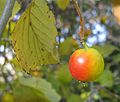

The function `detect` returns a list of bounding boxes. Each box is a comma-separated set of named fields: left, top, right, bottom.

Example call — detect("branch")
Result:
left=72, top=0, right=85, bottom=41
left=86, top=83, right=96, bottom=102
left=0, top=0, right=15, bottom=37
left=103, top=88, right=120, bottom=100
left=95, top=85, right=120, bottom=100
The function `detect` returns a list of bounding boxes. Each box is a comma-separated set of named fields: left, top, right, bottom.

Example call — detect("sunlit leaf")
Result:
left=12, top=1, right=20, bottom=17
left=19, top=77, right=61, bottom=102
left=11, top=0, right=59, bottom=72
left=56, top=0, right=70, bottom=10
left=11, top=58, right=22, bottom=71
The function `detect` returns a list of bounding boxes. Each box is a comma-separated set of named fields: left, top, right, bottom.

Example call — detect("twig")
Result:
left=86, top=83, right=95, bottom=102
left=72, top=0, right=85, bottom=41
left=0, top=0, right=15, bottom=37
left=95, top=85, right=120, bottom=100
left=0, top=38, right=11, bottom=42
left=103, top=88, right=120, bottom=100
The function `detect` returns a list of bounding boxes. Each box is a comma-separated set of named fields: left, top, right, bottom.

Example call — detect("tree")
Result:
left=0, top=0, right=120, bottom=102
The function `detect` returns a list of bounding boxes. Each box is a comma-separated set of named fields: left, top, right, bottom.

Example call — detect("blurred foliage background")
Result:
left=0, top=0, right=120, bottom=102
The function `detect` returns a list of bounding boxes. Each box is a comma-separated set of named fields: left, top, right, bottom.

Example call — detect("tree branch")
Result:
left=0, top=0, right=15, bottom=37
left=72, top=0, right=85, bottom=41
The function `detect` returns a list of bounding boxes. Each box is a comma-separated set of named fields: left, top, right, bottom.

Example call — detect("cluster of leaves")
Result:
left=0, top=0, right=120, bottom=102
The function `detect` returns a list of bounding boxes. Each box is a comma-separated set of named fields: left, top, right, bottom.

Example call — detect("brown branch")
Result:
left=72, top=0, right=85, bottom=41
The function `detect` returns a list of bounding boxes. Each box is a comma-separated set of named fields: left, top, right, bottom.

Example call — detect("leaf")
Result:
left=11, top=57, right=22, bottom=71
left=12, top=1, right=20, bottom=17
left=93, top=44, right=119, bottom=58
left=59, top=37, right=79, bottom=56
left=13, top=84, right=50, bottom=102
left=56, top=0, right=70, bottom=10
left=0, top=0, right=6, bottom=16
left=96, top=70, right=114, bottom=87
left=19, top=77, right=61, bottom=102
left=112, top=54, right=120, bottom=64
left=11, top=0, right=59, bottom=72
left=112, top=0, right=120, bottom=24
left=46, top=74, right=61, bottom=92
left=55, top=64, right=72, bottom=85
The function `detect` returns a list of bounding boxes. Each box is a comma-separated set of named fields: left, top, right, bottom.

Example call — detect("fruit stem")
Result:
left=72, top=0, right=85, bottom=42
left=82, top=41, right=89, bottom=49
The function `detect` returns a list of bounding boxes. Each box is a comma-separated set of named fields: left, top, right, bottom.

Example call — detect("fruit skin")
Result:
left=68, top=48, right=104, bottom=82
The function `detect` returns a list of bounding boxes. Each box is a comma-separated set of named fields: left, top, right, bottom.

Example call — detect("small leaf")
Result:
left=59, top=37, right=79, bottom=56
left=96, top=69, right=114, bottom=87
left=93, top=44, right=119, bottom=58
left=56, top=0, right=70, bottom=10
left=12, top=1, right=20, bottom=17
left=11, top=0, right=59, bottom=72
left=19, top=77, right=61, bottom=102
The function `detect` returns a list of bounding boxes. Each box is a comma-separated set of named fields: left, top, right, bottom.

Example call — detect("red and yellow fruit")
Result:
left=68, top=44, right=104, bottom=82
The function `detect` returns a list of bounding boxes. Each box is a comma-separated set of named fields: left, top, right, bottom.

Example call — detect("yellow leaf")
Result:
left=57, top=0, right=70, bottom=10
left=112, top=0, right=120, bottom=23
left=11, top=0, right=59, bottom=72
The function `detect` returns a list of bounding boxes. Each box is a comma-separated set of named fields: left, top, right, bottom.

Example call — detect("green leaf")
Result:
left=59, top=37, right=79, bottom=56
left=0, top=0, right=20, bottom=20
left=11, top=0, right=59, bottom=72
left=56, top=0, right=70, bottom=10
left=12, top=1, right=20, bottom=17
left=11, top=57, right=22, bottom=71
left=93, top=44, right=119, bottom=58
left=112, top=54, right=120, bottom=64
left=13, top=84, right=50, bottom=102
left=55, top=64, right=72, bottom=85
left=19, top=77, right=61, bottom=102
left=96, top=69, right=114, bottom=87
left=0, top=0, right=6, bottom=16
left=46, top=74, right=61, bottom=92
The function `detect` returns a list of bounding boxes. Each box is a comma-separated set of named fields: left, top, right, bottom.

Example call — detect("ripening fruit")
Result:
left=68, top=47, right=104, bottom=82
